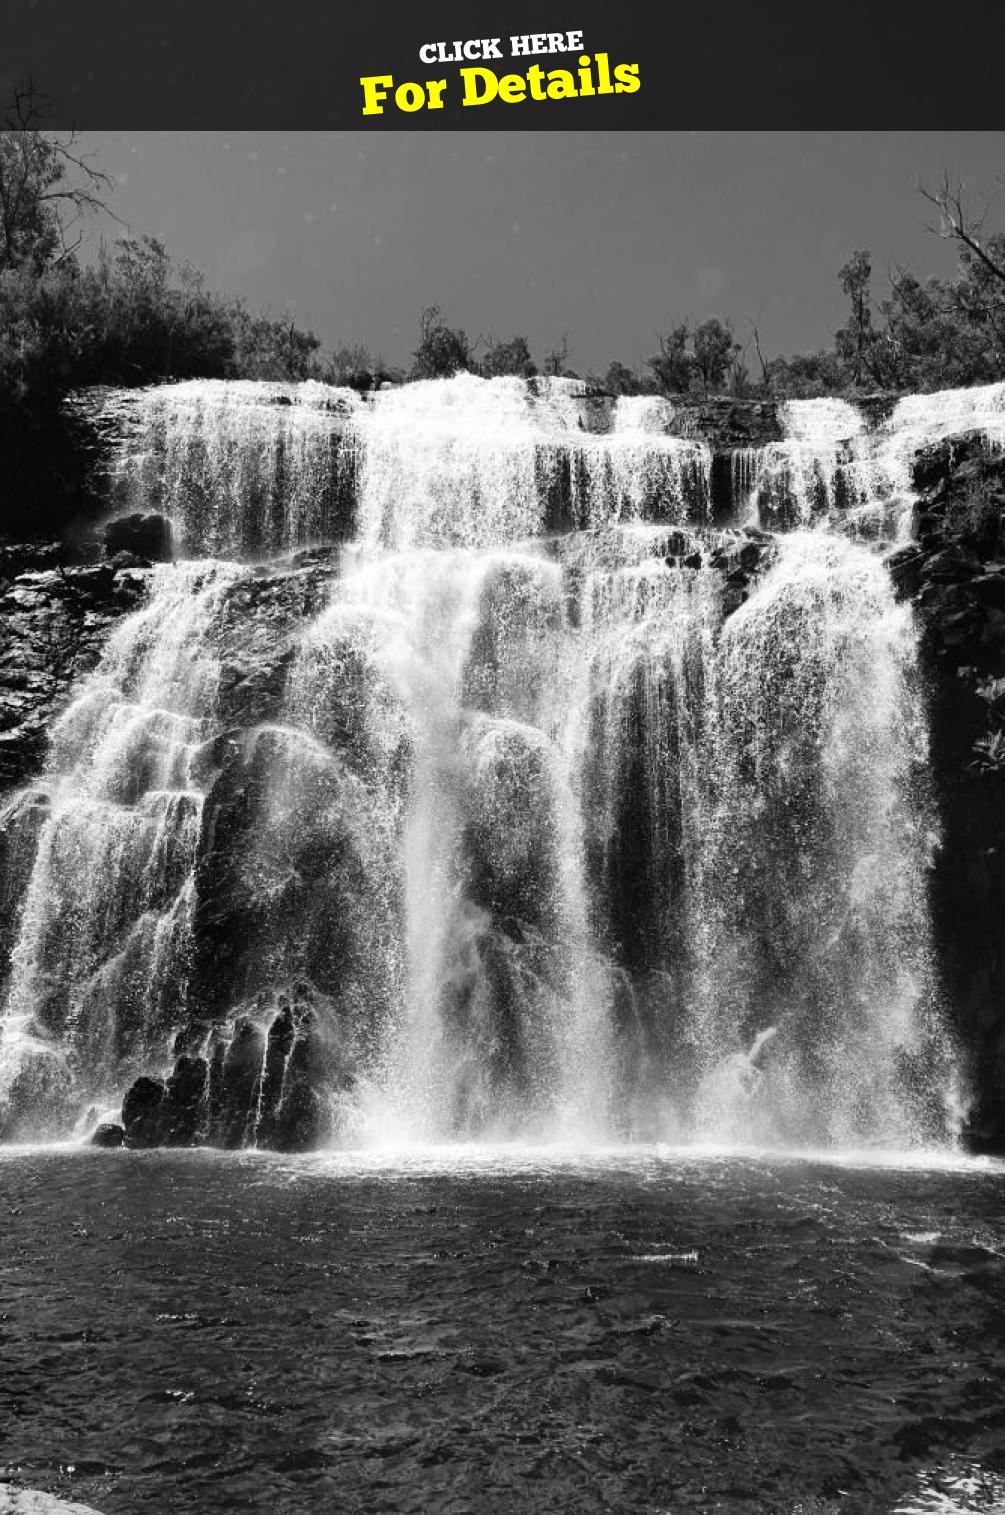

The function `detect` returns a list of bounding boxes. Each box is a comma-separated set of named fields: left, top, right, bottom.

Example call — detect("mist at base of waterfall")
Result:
left=1, top=1148, right=1003, bottom=1515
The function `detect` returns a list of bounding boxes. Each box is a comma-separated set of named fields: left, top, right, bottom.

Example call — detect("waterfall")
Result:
left=693, top=533, right=947, bottom=1145
left=0, top=373, right=974, bottom=1150
left=0, top=562, right=241, bottom=1137
left=355, top=375, right=710, bottom=550
left=103, top=379, right=362, bottom=559
left=751, top=380, right=1005, bottom=540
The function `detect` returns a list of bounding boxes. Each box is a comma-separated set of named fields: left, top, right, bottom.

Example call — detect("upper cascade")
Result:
left=92, top=373, right=1005, bottom=562
left=752, top=381, right=1005, bottom=537
left=355, top=374, right=709, bottom=550
left=96, top=374, right=712, bottom=557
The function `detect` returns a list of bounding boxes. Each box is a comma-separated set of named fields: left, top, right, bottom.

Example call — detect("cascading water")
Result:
left=0, top=372, right=973, bottom=1150
left=751, top=379, right=1005, bottom=540
left=692, top=533, right=949, bottom=1145
left=103, top=379, right=363, bottom=558
left=0, top=561, right=241, bottom=1137
left=355, top=374, right=711, bottom=549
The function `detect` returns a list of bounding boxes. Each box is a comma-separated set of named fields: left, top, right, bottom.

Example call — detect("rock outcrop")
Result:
left=118, top=987, right=348, bottom=1152
left=0, top=556, right=150, bottom=793
left=102, top=512, right=174, bottom=563
left=889, top=434, right=1005, bottom=1148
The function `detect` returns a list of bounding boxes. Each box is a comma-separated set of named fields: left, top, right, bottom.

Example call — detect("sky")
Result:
left=78, top=131, right=1005, bottom=376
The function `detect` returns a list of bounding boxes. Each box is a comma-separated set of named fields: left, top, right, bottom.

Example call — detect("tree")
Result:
left=411, top=305, right=472, bottom=379
left=327, top=341, right=373, bottom=387
left=601, top=359, right=644, bottom=395
left=692, top=317, right=740, bottom=396
left=0, top=76, right=112, bottom=272
left=920, top=175, right=1005, bottom=298
left=543, top=334, right=572, bottom=377
left=480, top=333, right=536, bottom=377
left=835, top=251, right=878, bottom=387
left=647, top=322, right=693, bottom=394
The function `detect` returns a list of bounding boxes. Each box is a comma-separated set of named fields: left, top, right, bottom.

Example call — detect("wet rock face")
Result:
left=121, top=1074, right=168, bottom=1147
left=670, top=399, right=783, bottom=450
left=0, top=562, right=152, bottom=984
left=102, top=512, right=174, bottom=563
left=895, top=438, right=1005, bottom=1148
left=0, top=563, right=150, bottom=794
left=119, top=989, right=346, bottom=1152
left=708, top=530, right=778, bottom=617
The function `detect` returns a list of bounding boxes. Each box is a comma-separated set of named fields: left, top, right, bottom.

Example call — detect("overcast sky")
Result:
left=80, top=131, right=1005, bottom=375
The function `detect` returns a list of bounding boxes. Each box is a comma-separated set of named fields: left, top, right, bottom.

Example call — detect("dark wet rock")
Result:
left=0, top=564, right=151, bottom=795
left=920, top=545, right=983, bottom=583
left=669, top=399, right=782, bottom=450
left=215, top=1018, right=267, bottom=1149
left=162, top=1055, right=208, bottom=1146
left=885, top=545, right=926, bottom=597
left=268, top=1011, right=337, bottom=1153
left=213, top=561, right=335, bottom=726
left=103, top=512, right=173, bottom=563
left=899, top=442, right=1005, bottom=1151
left=912, top=434, right=987, bottom=491
left=720, top=582, right=749, bottom=617
left=915, top=511, right=945, bottom=546
left=969, top=572, right=1005, bottom=610
left=89, top=1122, right=125, bottom=1148
left=254, top=1004, right=297, bottom=1148
left=121, top=1075, right=167, bottom=1147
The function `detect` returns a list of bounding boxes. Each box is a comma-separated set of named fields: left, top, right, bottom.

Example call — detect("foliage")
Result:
left=543, top=335, right=573, bottom=378
left=970, top=728, right=1005, bottom=775
left=647, top=318, right=739, bottom=397
left=411, top=306, right=472, bottom=379
left=597, top=359, right=649, bottom=396
left=647, top=322, right=692, bottom=394
left=0, top=78, right=111, bottom=272
left=479, top=333, right=536, bottom=378
left=970, top=675, right=1005, bottom=776
left=327, top=341, right=373, bottom=387
left=944, top=478, right=1003, bottom=559
left=0, top=77, right=335, bottom=536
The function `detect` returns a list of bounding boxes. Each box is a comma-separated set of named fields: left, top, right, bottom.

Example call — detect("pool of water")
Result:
left=1, top=1146, right=1004, bottom=1514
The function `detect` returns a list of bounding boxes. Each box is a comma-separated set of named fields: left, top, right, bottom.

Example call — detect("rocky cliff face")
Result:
left=888, top=436, right=1005, bottom=1148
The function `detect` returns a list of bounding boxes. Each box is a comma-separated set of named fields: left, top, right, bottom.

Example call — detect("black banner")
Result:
left=3, top=0, right=1004, bottom=128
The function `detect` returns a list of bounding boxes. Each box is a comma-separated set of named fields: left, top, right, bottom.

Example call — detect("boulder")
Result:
left=121, top=1075, right=166, bottom=1147
left=102, top=513, right=173, bottom=563
left=885, top=544, right=925, bottom=598
left=108, top=550, right=147, bottom=571
left=89, top=1122, right=124, bottom=1148
left=921, top=545, right=983, bottom=583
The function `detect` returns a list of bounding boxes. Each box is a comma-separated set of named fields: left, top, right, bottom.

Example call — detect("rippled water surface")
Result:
left=1, top=1148, right=1004, bottom=1514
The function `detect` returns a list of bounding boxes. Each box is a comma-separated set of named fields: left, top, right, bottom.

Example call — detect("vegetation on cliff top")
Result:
left=2, top=79, right=1005, bottom=537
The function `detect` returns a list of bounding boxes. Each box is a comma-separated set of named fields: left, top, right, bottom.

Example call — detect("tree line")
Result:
left=409, top=195, right=1005, bottom=401
left=2, top=77, right=1005, bottom=538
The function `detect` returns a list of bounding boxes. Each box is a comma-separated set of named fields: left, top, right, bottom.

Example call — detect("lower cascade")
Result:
left=0, top=375, right=975, bottom=1151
